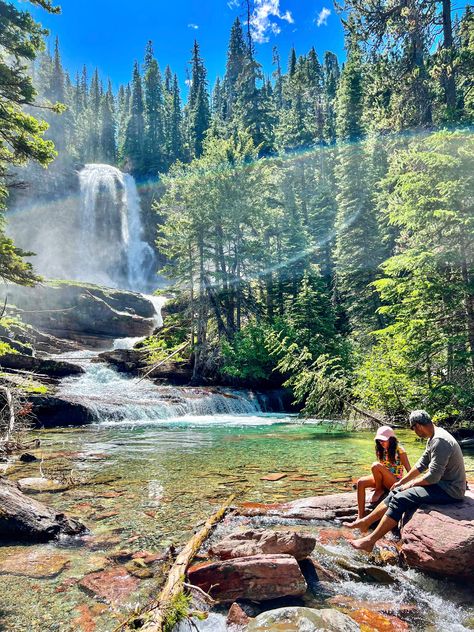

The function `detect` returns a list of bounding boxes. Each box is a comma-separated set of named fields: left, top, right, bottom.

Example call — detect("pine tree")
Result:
left=143, top=41, right=165, bottom=174
left=334, top=36, right=385, bottom=335
left=123, top=61, right=145, bottom=173
left=100, top=80, right=116, bottom=163
left=224, top=17, right=248, bottom=119
left=186, top=41, right=210, bottom=158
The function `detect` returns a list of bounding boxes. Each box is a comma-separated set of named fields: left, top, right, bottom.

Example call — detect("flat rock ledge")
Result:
left=238, top=490, right=474, bottom=578
left=0, top=478, right=86, bottom=542
left=400, top=489, right=474, bottom=578
left=188, top=554, right=307, bottom=603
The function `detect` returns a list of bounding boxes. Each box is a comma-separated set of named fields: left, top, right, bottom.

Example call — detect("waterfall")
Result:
left=78, top=164, right=155, bottom=290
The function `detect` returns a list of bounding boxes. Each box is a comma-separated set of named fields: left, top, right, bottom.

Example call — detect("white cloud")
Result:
left=250, top=0, right=294, bottom=44
left=316, top=7, right=331, bottom=27
left=188, top=23, right=199, bottom=29
left=227, top=0, right=239, bottom=7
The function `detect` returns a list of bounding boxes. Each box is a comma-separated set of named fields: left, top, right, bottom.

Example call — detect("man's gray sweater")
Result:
left=415, top=426, right=466, bottom=500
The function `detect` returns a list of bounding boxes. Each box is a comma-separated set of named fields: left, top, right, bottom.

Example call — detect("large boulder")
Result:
left=400, top=489, right=474, bottom=578
left=30, top=394, right=91, bottom=427
left=238, top=492, right=358, bottom=522
left=209, top=529, right=316, bottom=561
left=187, top=554, right=307, bottom=603
left=6, top=282, right=157, bottom=342
left=0, top=478, right=86, bottom=542
left=246, top=607, right=360, bottom=632
left=95, top=348, right=193, bottom=384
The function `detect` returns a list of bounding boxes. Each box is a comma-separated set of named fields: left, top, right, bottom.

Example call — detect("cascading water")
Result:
left=78, top=164, right=155, bottom=290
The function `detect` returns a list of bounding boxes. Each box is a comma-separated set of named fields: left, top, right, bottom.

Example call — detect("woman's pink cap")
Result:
left=375, top=426, right=396, bottom=441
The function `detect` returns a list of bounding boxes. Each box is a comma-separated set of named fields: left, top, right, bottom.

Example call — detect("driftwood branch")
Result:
left=126, top=494, right=235, bottom=632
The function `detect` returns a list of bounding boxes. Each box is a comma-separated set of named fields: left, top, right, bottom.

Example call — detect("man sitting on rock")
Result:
left=343, top=410, right=467, bottom=552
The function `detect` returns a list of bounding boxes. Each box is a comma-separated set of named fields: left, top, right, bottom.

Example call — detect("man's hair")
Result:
left=409, top=410, right=432, bottom=427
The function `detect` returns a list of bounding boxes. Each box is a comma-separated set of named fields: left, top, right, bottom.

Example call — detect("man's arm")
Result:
left=399, top=439, right=452, bottom=491
left=391, top=465, right=423, bottom=489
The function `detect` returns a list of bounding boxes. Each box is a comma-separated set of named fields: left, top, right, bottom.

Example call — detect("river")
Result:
left=0, top=334, right=473, bottom=631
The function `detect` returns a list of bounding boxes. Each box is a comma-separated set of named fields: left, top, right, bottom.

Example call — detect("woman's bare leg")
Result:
left=356, top=476, right=375, bottom=519
left=370, top=463, right=397, bottom=505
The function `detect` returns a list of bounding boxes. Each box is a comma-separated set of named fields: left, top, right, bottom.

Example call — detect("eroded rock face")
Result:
left=400, top=489, right=474, bottom=578
left=246, top=606, right=360, bottom=632
left=187, top=554, right=307, bottom=603
left=0, top=478, right=86, bottom=542
left=238, top=492, right=358, bottom=521
left=209, top=529, right=316, bottom=561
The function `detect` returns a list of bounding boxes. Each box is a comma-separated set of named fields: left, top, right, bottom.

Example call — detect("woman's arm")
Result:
left=400, top=449, right=411, bottom=473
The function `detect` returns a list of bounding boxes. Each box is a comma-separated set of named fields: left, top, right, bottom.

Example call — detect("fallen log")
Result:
left=125, top=494, right=235, bottom=632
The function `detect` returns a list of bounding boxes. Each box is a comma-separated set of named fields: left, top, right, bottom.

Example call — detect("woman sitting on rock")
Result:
left=354, top=426, right=410, bottom=519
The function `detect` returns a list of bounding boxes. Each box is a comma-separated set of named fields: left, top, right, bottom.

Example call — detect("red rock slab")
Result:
left=260, top=473, right=287, bottom=481
left=79, top=566, right=139, bottom=605
left=400, top=489, right=474, bottom=578
left=209, top=529, right=316, bottom=561
left=187, top=554, right=307, bottom=603
left=238, top=492, right=358, bottom=521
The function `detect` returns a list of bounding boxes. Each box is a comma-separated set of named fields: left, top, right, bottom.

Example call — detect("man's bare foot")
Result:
left=342, top=517, right=369, bottom=532
left=350, top=536, right=375, bottom=553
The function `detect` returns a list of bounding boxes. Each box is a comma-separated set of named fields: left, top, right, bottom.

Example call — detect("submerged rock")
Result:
left=209, top=529, right=316, bottom=561
left=0, top=478, right=86, bottom=542
left=0, top=550, right=70, bottom=578
left=400, top=489, right=474, bottom=578
left=18, top=477, right=69, bottom=494
left=79, top=566, right=140, bottom=604
left=246, top=606, right=360, bottom=631
left=187, top=554, right=307, bottom=603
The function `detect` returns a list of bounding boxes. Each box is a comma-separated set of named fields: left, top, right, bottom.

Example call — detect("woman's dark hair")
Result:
left=375, top=436, right=398, bottom=463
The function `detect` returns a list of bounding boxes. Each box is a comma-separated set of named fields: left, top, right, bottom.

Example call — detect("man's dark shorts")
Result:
left=384, top=485, right=459, bottom=523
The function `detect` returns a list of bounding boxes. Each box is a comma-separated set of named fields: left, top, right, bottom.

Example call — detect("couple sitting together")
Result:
left=344, top=410, right=467, bottom=552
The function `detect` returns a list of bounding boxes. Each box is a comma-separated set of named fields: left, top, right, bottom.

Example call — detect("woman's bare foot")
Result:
left=342, top=517, right=369, bottom=532
left=370, top=490, right=384, bottom=504
left=350, top=535, right=375, bottom=553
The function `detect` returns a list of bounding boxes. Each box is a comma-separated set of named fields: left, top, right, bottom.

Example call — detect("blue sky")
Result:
left=16, top=0, right=346, bottom=95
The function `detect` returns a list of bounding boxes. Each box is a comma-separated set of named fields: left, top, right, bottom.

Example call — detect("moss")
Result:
left=0, top=341, right=18, bottom=356
left=162, top=591, right=191, bottom=632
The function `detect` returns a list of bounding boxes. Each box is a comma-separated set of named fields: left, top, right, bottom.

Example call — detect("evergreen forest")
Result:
left=2, top=0, right=474, bottom=426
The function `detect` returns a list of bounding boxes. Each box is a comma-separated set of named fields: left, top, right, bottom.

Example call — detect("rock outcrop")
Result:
left=187, top=554, right=307, bottom=603
left=30, top=394, right=91, bottom=427
left=400, top=488, right=474, bottom=578
left=209, top=529, right=316, bottom=561
left=238, top=491, right=358, bottom=522
left=0, top=353, right=84, bottom=379
left=0, top=478, right=86, bottom=542
left=6, top=282, right=157, bottom=342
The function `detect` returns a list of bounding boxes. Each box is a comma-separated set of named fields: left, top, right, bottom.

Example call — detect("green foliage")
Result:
left=162, top=591, right=191, bottom=632
left=221, top=321, right=281, bottom=382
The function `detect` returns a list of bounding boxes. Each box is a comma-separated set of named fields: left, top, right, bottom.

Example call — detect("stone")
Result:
left=227, top=603, right=250, bottom=627
left=18, top=477, right=69, bottom=494
left=19, top=453, right=37, bottom=463
left=79, top=566, right=140, bottom=604
left=238, top=492, right=358, bottom=521
left=400, top=489, right=474, bottom=578
left=0, top=478, right=86, bottom=542
left=260, top=473, right=287, bottom=481
left=246, top=607, right=360, bottom=631
left=209, top=529, right=316, bottom=561
left=30, top=395, right=91, bottom=428
left=348, top=608, right=408, bottom=632
left=125, top=559, right=154, bottom=579
left=0, top=550, right=70, bottom=578
left=328, top=595, right=417, bottom=618
left=0, top=353, right=84, bottom=379
left=187, top=554, right=307, bottom=603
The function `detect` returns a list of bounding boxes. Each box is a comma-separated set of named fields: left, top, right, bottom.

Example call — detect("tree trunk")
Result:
left=441, top=0, right=457, bottom=111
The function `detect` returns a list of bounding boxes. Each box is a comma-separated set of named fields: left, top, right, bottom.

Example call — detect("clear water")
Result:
left=1, top=420, right=473, bottom=631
